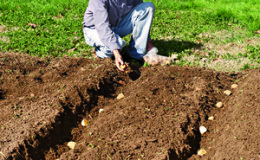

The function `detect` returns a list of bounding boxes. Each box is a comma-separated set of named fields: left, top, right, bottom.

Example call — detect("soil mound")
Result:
left=190, top=70, right=260, bottom=160
left=0, top=52, right=259, bottom=160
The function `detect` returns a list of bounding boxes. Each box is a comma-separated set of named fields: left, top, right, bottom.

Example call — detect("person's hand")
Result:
left=113, top=49, right=125, bottom=71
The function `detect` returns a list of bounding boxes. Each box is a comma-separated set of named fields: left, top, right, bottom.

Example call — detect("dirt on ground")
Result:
left=0, top=52, right=259, bottom=160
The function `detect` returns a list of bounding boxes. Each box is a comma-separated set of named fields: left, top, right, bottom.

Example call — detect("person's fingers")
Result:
left=116, top=59, right=124, bottom=71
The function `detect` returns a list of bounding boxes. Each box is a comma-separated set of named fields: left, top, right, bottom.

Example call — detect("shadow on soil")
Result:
left=0, top=89, right=5, bottom=100
left=169, top=132, right=201, bottom=159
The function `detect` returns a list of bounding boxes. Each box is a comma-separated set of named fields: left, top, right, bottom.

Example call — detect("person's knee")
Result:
left=143, top=2, right=155, bottom=13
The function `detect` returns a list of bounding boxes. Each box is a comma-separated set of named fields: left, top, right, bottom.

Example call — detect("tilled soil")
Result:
left=189, top=70, right=260, bottom=160
left=0, top=52, right=259, bottom=160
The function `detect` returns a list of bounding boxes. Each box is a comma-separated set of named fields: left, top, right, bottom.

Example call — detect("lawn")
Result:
left=0, top=0, right=259, bottom=71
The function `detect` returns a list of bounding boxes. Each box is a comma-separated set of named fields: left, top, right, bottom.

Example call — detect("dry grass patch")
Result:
left=197, top=38, right=259, bottom=56
left=196, top=30, right=260, bottom=56
left=0, top=25, right=6, bottom=33
left=205, top=58, right=257, bottom=72
left=182, top=55, right=259, bottom=72
left=0, top=36, right=10, bottom=43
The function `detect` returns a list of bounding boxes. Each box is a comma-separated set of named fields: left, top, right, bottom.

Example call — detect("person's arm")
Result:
left=92, top=0, right=125, bottom=71
left=92, top=0, right=120, bottom=54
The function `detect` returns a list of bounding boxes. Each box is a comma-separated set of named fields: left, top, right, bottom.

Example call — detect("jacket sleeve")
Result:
left=92, top=0, right=120, bottom=52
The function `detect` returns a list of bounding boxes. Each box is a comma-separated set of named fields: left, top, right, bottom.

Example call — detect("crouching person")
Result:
left=83, top=0, right=169, bottom=71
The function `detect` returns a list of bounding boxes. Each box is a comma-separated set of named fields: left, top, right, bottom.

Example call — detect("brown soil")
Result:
left=189, top=70, right=260, bottom=160
left=0, top=52, right=259, bottom=160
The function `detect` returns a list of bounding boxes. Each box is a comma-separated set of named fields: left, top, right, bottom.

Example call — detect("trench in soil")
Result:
left=11, top=71, right=206, bottom=160
left=7, top=73, right=119, bottom=159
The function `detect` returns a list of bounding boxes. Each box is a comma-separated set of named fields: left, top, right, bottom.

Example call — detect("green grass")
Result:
left=149, top=0, right=260, bottom=71
left=0, top=0, right=259, bottom=71
left=0, top=0, right=89, bottom=57
left=153, top=0, right=260, bottom=31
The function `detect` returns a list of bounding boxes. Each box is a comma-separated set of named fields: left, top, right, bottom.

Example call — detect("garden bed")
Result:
left=1, top=53, right=259, bottom=160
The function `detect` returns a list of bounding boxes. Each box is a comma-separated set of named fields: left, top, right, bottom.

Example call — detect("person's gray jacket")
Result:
left=83, top=0, right=143, bottom=52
